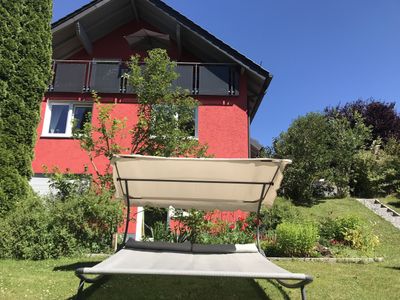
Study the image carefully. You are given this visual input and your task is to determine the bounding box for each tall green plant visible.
[73,92,128,188]
[0,2,52,214]
[128,49,208,157]
[76,49,209,188]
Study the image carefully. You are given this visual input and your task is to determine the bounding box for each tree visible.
[325,99,400,143]
[76,49,210,239]
[0,2,52,215]
[274,112,370,204]
[128,49,208,157]
[77,49,209,184]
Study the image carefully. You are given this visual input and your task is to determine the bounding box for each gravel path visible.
[356,198,400,230]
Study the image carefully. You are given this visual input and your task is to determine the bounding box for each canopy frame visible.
[116,169,278,251]
[75,156,313,300]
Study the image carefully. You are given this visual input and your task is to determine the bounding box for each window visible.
[42,101,93,137]
[151,105,198,138]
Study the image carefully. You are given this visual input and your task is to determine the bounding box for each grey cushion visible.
[125,239,192,252]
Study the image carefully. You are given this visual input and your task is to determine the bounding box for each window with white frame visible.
[42,101,93,137]
[151,105,198,138]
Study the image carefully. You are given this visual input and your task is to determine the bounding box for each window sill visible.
[40,135,75,140]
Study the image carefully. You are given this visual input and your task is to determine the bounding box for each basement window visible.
[42,101,92,138]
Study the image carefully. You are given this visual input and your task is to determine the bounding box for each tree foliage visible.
[352,138,400,197]
[274,112,370,204]
[128,49,208,157]
[73,92,128,188]
[0,2,52,215]
[76,49,209,188]
[325,99,400,143]
[75,49,210,240]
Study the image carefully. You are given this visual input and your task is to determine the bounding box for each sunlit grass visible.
[380,196,400,214]
[1,198,399,299]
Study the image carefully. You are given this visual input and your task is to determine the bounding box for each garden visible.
[1,3,400,298]
[1,197,400,299]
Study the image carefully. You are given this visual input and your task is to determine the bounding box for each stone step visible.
[356,198,400,230]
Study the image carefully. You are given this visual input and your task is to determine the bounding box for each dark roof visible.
[52,0,102,28]
[52,0,272,121]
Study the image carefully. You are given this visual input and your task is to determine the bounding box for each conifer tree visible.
[0,1,52,215]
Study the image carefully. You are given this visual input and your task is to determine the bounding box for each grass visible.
[380,196,400,214]
[1,198,400,299]
[0,258,268,299]
[258,197,400,299]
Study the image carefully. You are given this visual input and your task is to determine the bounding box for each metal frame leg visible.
[276,277,313,300]
[75,269,105,299]
[76,279,84,300]
[301,285,307,300]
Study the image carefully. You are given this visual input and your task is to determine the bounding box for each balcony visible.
[49,60,240,96]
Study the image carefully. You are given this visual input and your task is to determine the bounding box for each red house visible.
[31,0,272,240]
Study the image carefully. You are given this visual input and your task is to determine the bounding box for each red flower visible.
[229,224,235,230]
[241,223,249,231]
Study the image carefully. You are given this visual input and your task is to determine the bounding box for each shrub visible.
[351,139,400,197]
[274,222,319,257]
[196,217,255,244]
[320,215,362,242]
[150,210,256,244]
[343,227,379,254]
[50,189,123,253]
[0,195,77,260]
[320,215,379,255]
[0,187,123,260]
[260,200,300,231]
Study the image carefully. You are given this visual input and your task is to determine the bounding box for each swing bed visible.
[75,155,313,299]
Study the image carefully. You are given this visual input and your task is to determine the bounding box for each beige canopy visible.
[111,155,291,212]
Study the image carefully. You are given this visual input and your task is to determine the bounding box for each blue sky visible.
[53,0,400,146]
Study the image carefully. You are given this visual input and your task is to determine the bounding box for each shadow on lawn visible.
[66,275,279,300]
[53,261,102,272]
[387,201,400,208]
[383,266,400,271]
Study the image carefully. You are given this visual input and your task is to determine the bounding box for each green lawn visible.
[1,198,400,299]
[380,196,400,214]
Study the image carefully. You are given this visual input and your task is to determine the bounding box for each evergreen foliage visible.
[0,1,52,215]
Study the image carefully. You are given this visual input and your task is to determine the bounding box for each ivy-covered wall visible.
[0,1,52,215]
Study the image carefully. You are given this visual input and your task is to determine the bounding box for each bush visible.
[320,215,362,242]
[0,187,123,260]
[274,222,319,257]
[351,139,400,197]
[196,217,255,244]
[320,215,379,255]
[0,195,77,260]
[260,200,300,231]
[343,227,379,254]
[50,189,123,253]
[148,210,256,245]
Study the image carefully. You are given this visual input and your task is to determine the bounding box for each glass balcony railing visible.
[49,60,240,96]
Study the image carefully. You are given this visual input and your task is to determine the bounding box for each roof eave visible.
[250,74,273,122]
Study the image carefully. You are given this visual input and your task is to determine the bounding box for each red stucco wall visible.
[33,20,250,235]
